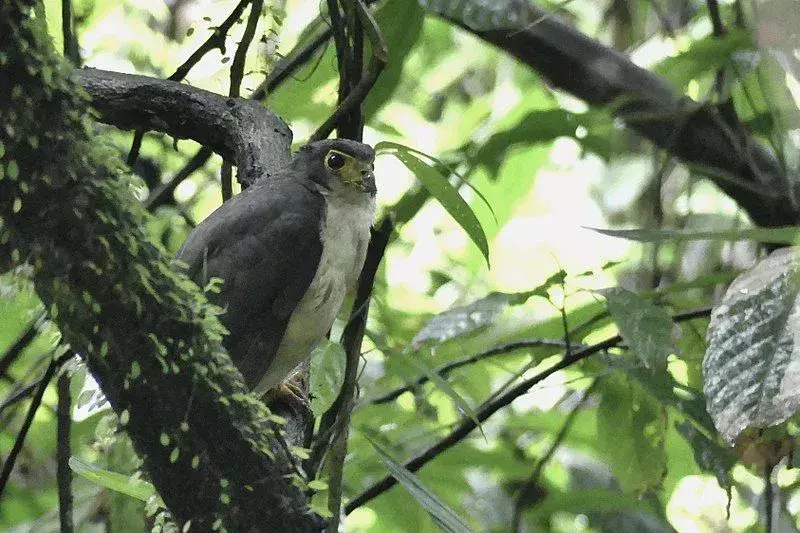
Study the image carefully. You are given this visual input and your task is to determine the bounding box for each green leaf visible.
[309,340,347,417]
[412,291,533,347]
[589,225,800,244]
[472,108,617,173]
[597,375,667,492]
[654,30,754,89]
[703,247,800,443]
[377,141,490,265]
[366,436,473,533]
[364,0,424,118]
[69,456,155,502]
[600,287,674,371]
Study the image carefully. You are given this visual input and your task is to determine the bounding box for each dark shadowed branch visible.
[221,0,264,200]
[367,338,572,405]
[76,68,292,187]
[57,372,74,533]
[0,354,66,499]
[512,380,597,532]
[322,218,393,530]
[0,312,43,379]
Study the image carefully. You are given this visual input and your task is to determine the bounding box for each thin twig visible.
[0,352,73,418]
[144,148,213,210]
[220,0,263,200]
[706,0,726,96]
[764,462,774,533]
[128,0,252,168]
[169,0,252,82]
[229,0,263,99]
[309,55,384,142]
[61,0,81,66]
[126,130,144,168]
[367,339,571,405]
[0,312,42,379]
[0,356,60,499]
[57,372,74,533]
[512,380,597,532]
[323,218,393,530]
[344,306,712,513]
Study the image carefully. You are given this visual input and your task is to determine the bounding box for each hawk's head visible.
[295,139,376,195]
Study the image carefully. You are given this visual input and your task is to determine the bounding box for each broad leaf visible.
[589,226,800,244]
[69,456,155,502]
[364,0,425,117]
[655,30,754,89]
[597,374,667,492]
[377,141,490,265]
[367,437,473,533]
[600,287,674,371]
[472,108,617,173]
[412,291,533,347]
[309,340,347,417]
[703,247,800,443]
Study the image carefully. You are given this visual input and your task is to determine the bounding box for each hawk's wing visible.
[176,177,324,388]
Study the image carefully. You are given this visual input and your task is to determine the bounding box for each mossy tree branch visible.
[0,3,317,530]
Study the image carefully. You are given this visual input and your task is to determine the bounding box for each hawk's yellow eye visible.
[326,152,346,170]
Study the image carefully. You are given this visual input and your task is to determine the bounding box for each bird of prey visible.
[176,139,376,403]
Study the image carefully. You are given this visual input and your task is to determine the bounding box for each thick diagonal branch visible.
[77,68,292,187]
[428,0,798,227]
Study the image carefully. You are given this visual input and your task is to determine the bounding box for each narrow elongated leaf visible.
[589,226,800,244]
[703,247,800,443]
[395,350,482,434]
[601,287,674,371]
[309,340,347,417]
[367,437,473,533]
[69,456,155,502]
[377,142,490,265]
[597,375,667,492]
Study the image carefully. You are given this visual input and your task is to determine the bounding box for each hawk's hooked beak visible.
[343,161,377,194]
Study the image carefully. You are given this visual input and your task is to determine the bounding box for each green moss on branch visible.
[0,3,317,531]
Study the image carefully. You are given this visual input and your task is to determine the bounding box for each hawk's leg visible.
[264,369,311,416]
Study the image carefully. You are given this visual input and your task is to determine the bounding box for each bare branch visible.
[76,68,292,187]
[57,372,74,533]
[0,354,66,499]
[512,381,597,531]
[367,338,572,405]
